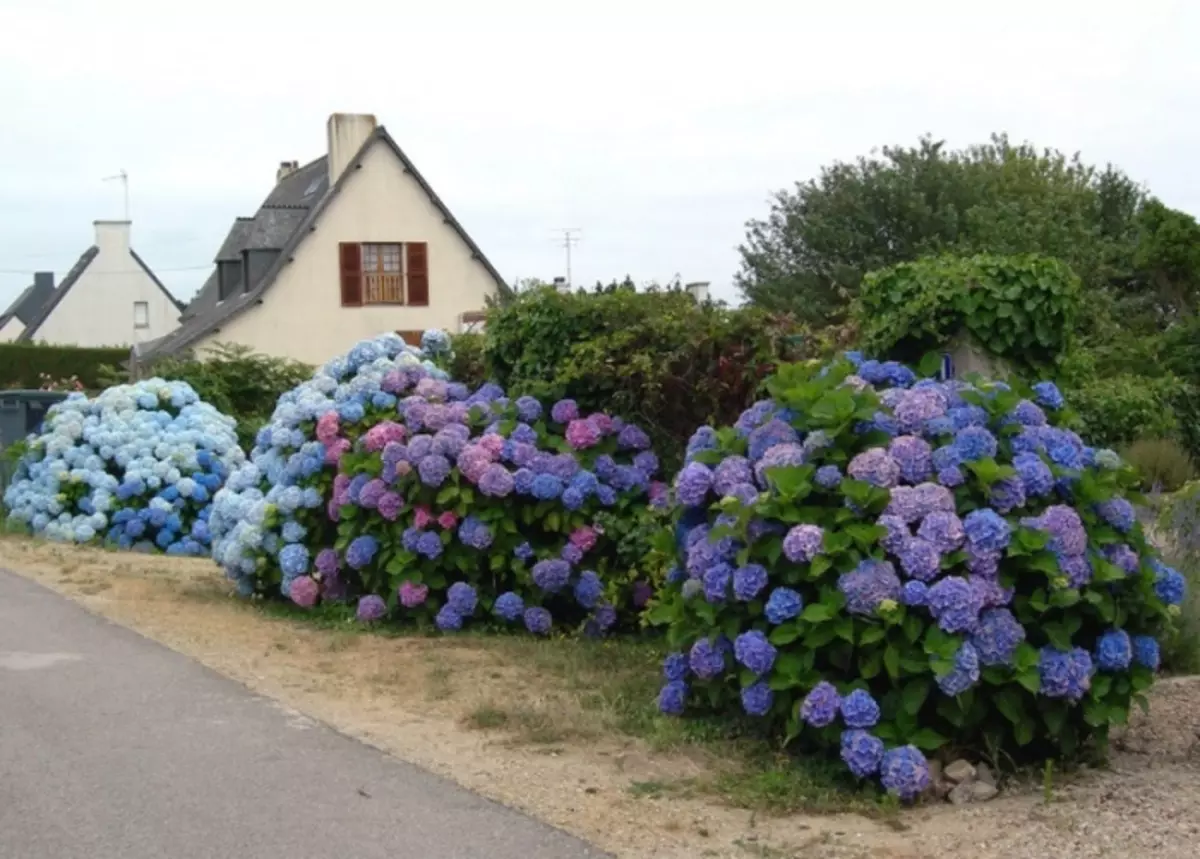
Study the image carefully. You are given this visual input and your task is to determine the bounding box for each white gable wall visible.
[191,139,498,365]
[0,317,24,342]
[33,221,179,347]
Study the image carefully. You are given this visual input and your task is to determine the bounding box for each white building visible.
[13,221,182,348]
[141,112,506,365]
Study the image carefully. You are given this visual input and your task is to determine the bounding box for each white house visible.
[141,112,506,366]
[14,221,183,348]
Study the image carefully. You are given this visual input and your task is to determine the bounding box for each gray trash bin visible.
[0,390,70,495]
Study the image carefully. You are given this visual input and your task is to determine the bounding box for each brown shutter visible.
[397,330,424,347]
[339,243,363,306]
[406,242,429,306]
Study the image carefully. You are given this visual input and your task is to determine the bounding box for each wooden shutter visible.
[339,243,363,306]
[397,330,424,347]
[406,242,429,306]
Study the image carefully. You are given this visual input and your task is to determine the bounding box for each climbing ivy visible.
[856,254,1081,370]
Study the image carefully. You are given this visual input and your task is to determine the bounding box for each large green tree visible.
[736,134,1154,327]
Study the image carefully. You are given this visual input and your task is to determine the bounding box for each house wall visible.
[34,222,180,347]
[192,140,498,365]
[0,317,24,342]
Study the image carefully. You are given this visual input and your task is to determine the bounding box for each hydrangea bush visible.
[4,380,243,553]
[209,332,665,635]
[649,353,1184,800]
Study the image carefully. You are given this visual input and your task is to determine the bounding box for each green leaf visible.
[769,622,803,646]
[1013,719,1034,746]
[801,603,834,623]
[1017,668,1041,694]
[994,687,1025,725]
[859,625,886,645]
[884,644,901,680]
[907,727,949,751]
[858,648,883,679]
[901,678,930,715]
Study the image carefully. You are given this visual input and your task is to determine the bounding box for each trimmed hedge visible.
[0,343,129,391]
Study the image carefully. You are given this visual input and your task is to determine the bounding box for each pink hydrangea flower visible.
[414,506,434,529]
[398,580,430,608]
[565,419,601,449]
[569,526,599,553]
[588,413,614,435]
[332,473,351,505]
[478,433,505,459]
[457,445,492,483]
[324,437,351,465]
[363,420,406,452]
[326,499,341,522]
[437,511,458,530]
[290,576,320,608]
[316,412,340,444]
[394,461,412,478]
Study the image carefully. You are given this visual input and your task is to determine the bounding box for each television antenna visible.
[102,169,130,220]
[552,228,582,287]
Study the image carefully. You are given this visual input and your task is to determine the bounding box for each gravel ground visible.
[3,538,1199,859]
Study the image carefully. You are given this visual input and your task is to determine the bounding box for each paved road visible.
[0,570,607,859]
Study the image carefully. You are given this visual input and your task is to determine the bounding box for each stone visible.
[975,762,996,787]
[944,759,977,784]
[949,780,999,805]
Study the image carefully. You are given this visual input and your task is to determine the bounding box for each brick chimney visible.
[94,220,131,255]
[327,113,378,185]
[276,160,300,183]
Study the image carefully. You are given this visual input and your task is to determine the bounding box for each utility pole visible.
[103,170,130,220]
[553,228,582,288]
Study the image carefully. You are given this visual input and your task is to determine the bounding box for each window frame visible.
[133,300,150,329]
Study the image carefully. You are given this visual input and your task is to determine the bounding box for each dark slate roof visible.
[0,271,56,331]
[16,245,183,342]
[142,126,509,359]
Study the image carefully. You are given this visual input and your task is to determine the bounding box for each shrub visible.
[446,332,488,390]
[1156,482,1200,674]
[1066,373,1182,448]
[209,332,667,635]
[481,285,833,468]
[648,353,1182,800]
[107,343,314,451]
[1122,438,1194,493]
[0,342,129,390]
[3,379,244,552]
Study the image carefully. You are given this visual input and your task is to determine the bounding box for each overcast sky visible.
[1,0,1197,309]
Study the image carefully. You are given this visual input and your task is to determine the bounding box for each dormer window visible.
[217,260,243,302]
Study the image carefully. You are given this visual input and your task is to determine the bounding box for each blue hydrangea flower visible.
[1097,498,1136,533]
[702,562,733,603]
[1033,381,1065,410]
[740,681,774,716]
[927,576,984,633]
[279,543,309,578]
[902,579,929,606]
[733,630,776,675]
[689,637,728,680]
[574,570,604,609]
[765,587,803,624]
[1132,635,1161,671]
[954,426,998,462]
[1014,452,1054,497]
[446,582,478,616]
[1096,629,1132,672]
[532,559,572,593]
[800,681,841,727]
[838,559,902,616]
[345,535,378,570]
[1154,563,1186,605]
[840,730,885,778]
[493,592,524,622]
[815,465,843,489]
[675,462,713,507]
[840,689,880,728]
[658,680,688,715]
[523,606,553,635]
[662,652,689,682]
[963,508,1011,553]
[880,746,931,801]
[897,537,941,582]
[435,604,463,631]
[1039,646,1093,701]
[969,608,1025,666]
[783,524,824,563]
[937,642,981,696]
[733,564,769,601]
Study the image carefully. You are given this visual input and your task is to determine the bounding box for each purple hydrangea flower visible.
[618,424,651,450]
[841,730,886,778]
[1097,498,1136,533]
[515,396,542,422]
[493,592,524,621]
[457,516,494,550]
[783,524,824,563]
[1096,629,1132,672]
[514,542,535,562]
[889,435,933,484]
[662,652,689,681]
[937,641,981,696]
[878,515,911,553]
[937,465,965,487]
[765,587,803,624]
[990,477,1027,514]
[917,511,964,553]
[561,543,584,565]
[713,456,754,496]
[969,608,1025,666]
[1013,452,1054,497]
[689,637,728,679]
[927,576,984,633]
[675,462,713,507]
[954,426,998,462]
[703,562,733,602]
[435,604,464,631]
[733,564,769,601]
[754,443,806,486]
[847,448,902,488]
[1010,399,1047,427]
[356,594,387,622]
[840,689,880,728]
[733,630,776,675]
[800,681,841,727]
[446,582,478,616]
[740,681,774,716]
[315,548,340,577]
[815,465,843,489]
[880,746,931,801]
[894,388,947,433]
[634,451,659,476]
[897,537,942,582]
[747,419,800,461]
[1106,544,1140,575]
[573,570,604,609]
[1023,505,1086,556]
[416,531,443,560]
[346,535,379,570]
[550,399,579,423]
[478,464,515,497]
[417,454,452,487]
[1059,553,1092,589]
[838,559,902,616]
[523,607,552,635]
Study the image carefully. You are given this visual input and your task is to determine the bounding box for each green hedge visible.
[0,342,129,391]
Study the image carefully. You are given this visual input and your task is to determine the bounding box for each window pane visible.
[134,301,149,327]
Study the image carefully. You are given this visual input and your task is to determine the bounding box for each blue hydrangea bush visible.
[648,353,1185,800]
[209,332,666,635]
[3,380,243,553]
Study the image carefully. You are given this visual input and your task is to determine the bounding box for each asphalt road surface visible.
[0,569,607,859]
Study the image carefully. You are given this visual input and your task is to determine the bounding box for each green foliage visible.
[650,356,1173,779]
[104,343,312,450]
[1121,439,1195,493]
[858,254,1080,369]
[481,285,839,468]
[0,342,129,391]
[446,332,488,389]
[1156,482,1200,674]
[737,134,1146,327]
[1127,199,1200,325]
[1065,374,1182,449]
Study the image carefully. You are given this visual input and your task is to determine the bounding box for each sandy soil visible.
[3,537,1199,859]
